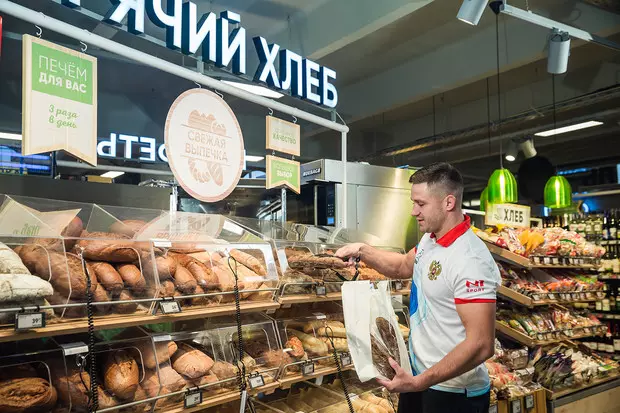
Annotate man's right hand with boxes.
[335,243,366,265]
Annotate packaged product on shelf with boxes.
[342,281,411,382]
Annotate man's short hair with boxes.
[409,162,464,204]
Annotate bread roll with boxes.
[154,255,177,281]
[104,350,139,400]
[116,264,146,292]
[172,266,197,294]
[90,262,124,293]
[171,253,218,289]
[209,361,237,387]
[0,377,57,413]
[320,337,348,352]
[93,283,112,313]
[228,249,267,276]
[136,341,178,369]
[287,329,329,356]
[157,280,176,297]
[76,233,140,262]
[171,343,214,379]
[284,337,305,359]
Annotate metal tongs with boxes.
[314,253,360,281]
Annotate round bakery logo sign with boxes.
[164,89,245,202]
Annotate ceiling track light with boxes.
[457,0,489,26]
[548,29,571,74]
[519,138,537,159]
[504,140,518,162]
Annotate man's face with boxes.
[411,183,447,234]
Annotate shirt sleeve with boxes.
[451,256,501,304]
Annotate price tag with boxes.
[152,238,172,248]
[394,281,403,291]
[61,342,89,356]
[340,353,351,367]
[302,362,315,376]
[159,299,181,314]
[248,374,265,389]
[511,400,522,413]
[525,394,534,410]
[489,404,498,413]
[153,334,173,342]
[184,391,202,408]
[313,312,327,320]
[315,285,326,296]
[15,312,46,331]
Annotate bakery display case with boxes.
[253,381,346,412]
[0,339,71,413]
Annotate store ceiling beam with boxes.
[335,1,620,126]
[265,0,436,61]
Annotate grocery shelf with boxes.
[0,301,279,343]
[156,382,280,413]
[279,288,410,306]
[544,373,620,400]
[485,242,532,268]
[591,313,620,321]
[531,264,597,270]
[278,365,355,389]
[497,286,603,308]
[495,322,603,348]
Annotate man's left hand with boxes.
[376,358,429,393]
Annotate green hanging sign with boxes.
[266,155,300,194]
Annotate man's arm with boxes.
[377,302,496,393]
[335,243,415,280]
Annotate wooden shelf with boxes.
[531,264,596,270]
[279,289,410,305]
[497,286,602,308]
[278,365,355,389]
[0,301,280,343]
[495,321,603,348]
[485,242,532,268]
[544,374,620,400]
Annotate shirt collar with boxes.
[430,215,471,247]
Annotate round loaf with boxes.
[0,377,57,413]
[104,350,139,400]
[116,264,146,292]
[171,343,214,379]
[90,262,124,293]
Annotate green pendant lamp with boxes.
[487,169,518,204]
[480,187,488,211]
[544,175,572,209]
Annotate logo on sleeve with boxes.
[465,280,485,293]
[428,260,442,280]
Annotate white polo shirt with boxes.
[408,215,500,396]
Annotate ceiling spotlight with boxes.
[457,0,488,26]
[519,138,537,159]
[504,140,518,162]
[547,29,571,74]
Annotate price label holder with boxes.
[525,394,534,410]
[315,283,326,297]
[152,239,172,248]
[302,362,315,376]
[511,399,522,413]
[248,373,265,389]
[394,281,403,291]
[61,342,89,357]
[15,311,46,331]
[313,312,326,320]
[489,404,498,413]
[184,388,202,408]
[340,353,351,367]
[159,297,182,314]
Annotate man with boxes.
[336,162,500,413]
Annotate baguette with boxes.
[228,249,267,276]
[0,377,57,413]
[316,326,347,339]
[319,336,348,352]
[116,264,146,292]
[90,262,124,293]
[76,233,140,262]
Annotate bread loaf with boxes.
[287,329,329,356]
[172,266,197,294]
[76,233,140,262]
[228,249,267,276]
[261,350,293,369]
[92,283,112,313]
[0,242,31,275]
[136,341,178,369]
[171,253,218,289]
[0,274,53,303]
[112,290,138,314]
[116,264,146,292]
[142,366,185,408]
[90,262,124,293]
[190,371,219,389]
[109,220,147,237]
[0,377,57,413]
[103,350,139,400]
[157,280,176,297]
[320,337,348,352]
[56,371,117,409]
[47,292,87,318]
[171,343,214,379]
[209,361,237,388]
[154,255,177,280]
[284,337,305,359]
[315,326,347,339]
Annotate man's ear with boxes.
[445,194,457,211]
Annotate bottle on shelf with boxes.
[594,214,603,243]
[614,321,620,354]
[596,299,603,312]
[611,210,618,240]
[603,297,611,312]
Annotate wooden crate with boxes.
[497,389,546,413]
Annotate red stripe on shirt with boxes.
[454,298,496,304]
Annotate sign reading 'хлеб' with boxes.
[22,35,98,165]
[485,203,531,228]
[266,155,300,194]
[266,116,300,156]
